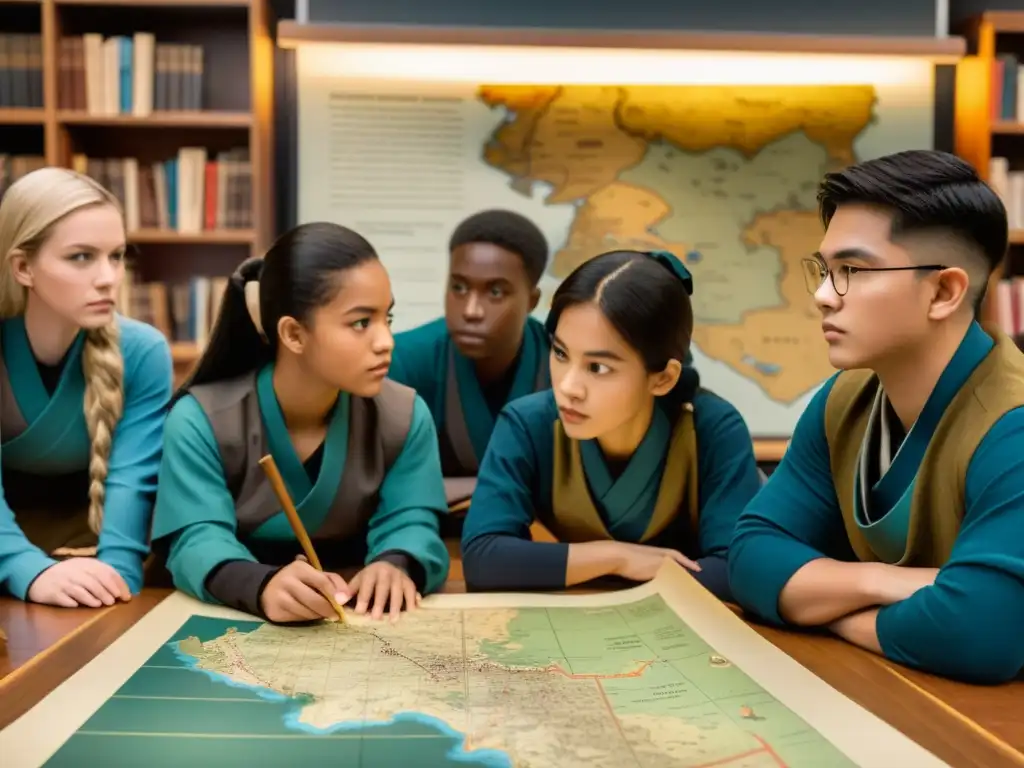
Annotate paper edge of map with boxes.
[0,562,949,768]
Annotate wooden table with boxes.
[2,578,1022,768]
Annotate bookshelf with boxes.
[0,0,275,385]
[954,11,1024,334]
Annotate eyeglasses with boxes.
[800,258,947,297]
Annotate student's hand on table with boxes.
[27,558,131,608]
[346,561,421,622]
[867,563,940,606]
[606,542,702,582]
[259,558,350,624]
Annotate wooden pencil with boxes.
[258,454,346,623]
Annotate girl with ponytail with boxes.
[461,249,761,600]
[151,222,449,624]
[0,167,173,607]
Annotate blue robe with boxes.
[151,364,450,617]
[728,322,1024,684]
[461,388,761,601]
[389,316,550,488]
[0,315,172,599]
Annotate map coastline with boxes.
[171,631,513,767]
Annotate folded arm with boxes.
[729,376,886,625]
[833,412,1024,685]
[99,338,173,593]
[365,396,451,595]
[461,408,572,592]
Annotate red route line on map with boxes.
[686,735,789,768]
[540,660,789,768]
[543,659,655,679]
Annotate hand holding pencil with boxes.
[256,455,350,624]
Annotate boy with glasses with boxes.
[728,150,1024,685]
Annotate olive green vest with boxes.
[547,404,699,542]
[189,374,415,539]
[823,330,1024,566]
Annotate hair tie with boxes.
[243,281,267,342]
[231,257,267,342]
[647,250,694,295]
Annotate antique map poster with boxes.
[0,561,947,767]
[297,53,934,435]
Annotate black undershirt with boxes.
[36,352,69,395]
[302,442,325,482]
[478,348,520,418]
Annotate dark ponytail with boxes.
[173,257,270,403]
[174,222,379,402]
[546,249,700,412]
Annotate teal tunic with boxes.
[460,389,761,599]
[728,322,1024,684]
[389,316,550,480]
[0,315,173,599]
[853,385,919,562]
[151,365,451,613]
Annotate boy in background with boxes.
[390,209,550,517]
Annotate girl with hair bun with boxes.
[0,167,173,607]
[461,249,760,600]
[151,222,449,624]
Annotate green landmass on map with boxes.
[41,595,856,767]
[478,84,879,403]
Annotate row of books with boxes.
[0,35,43,109]
[72,148,252,233]
[995,277,1024,338]
[991,54,1024,122]
[58,33,203,116]
[987,157,1024,230]
[0,154,46,200]
[117,271,228,350]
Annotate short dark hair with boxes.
[176,222,378,401]
[818,149,1008,274]
[546,250,699,410]
[449,209,549,286]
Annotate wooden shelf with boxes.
[0,108,45,125]
[977,11,1024,35]
[277,20,966,59]
[58,111,252,128]
[0,0,277,382]
[753,439,788,464]
[55,0,249,6]
[129,228,255,245]
[955,12,1024,329]
[992,120,1024,135]
[170,341,200,365]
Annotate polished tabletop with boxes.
[1,559,1022,768]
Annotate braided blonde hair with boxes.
[0,168,125,535]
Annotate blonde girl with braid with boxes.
[0,167,172,607]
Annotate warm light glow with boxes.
[293,42,936,87]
